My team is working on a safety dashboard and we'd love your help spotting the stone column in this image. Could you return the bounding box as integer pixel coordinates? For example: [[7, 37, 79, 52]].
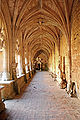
[[40, 62, 41, 71], [11, 26, 19, 94], [22, 35, 27, 83], [63, 56, 65, 73], [67, 37, 72, 93], [19, 32, 23, 75], [11, 24, 17, 80], [22, 34, 25, 72], [0, 0, 1, 11], [54, 43, 56, 73], [51, 55, 52, 72], [57, 56, 62, 84]]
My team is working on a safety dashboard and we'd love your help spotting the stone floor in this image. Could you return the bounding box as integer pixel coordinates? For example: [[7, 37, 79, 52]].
[[1, 71, 80, 120]]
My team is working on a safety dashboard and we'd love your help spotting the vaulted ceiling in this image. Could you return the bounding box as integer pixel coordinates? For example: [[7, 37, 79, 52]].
[[4, 0, 74, 61]]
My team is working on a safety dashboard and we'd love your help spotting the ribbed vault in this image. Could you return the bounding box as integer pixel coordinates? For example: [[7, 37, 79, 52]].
[[1, 0, 74, 70]]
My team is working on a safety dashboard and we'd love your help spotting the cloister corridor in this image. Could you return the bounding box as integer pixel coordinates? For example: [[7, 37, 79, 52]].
[[0, 72, 80, 120], [0, 0, 80, 119]]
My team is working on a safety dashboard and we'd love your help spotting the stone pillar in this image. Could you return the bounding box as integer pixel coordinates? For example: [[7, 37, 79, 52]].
[[54, 43, 56, 73], [22, 34, 25, 72], [12, 63, 17, 80], [67, 39, 72, 92], [63, 56, 65, 73], [20, 32, 23, 75], [22, 35, 27, 83], [49, 52, 52, 72], [27, 60, 31, 78], [11, 28, 19, 94], [60, 56, 62, 71], [0, 0, 1, 10], [57, 56, 62, 84], [11, 24, 17, 80], [51, 51, 53, 72], [40, 62, 41, 71]]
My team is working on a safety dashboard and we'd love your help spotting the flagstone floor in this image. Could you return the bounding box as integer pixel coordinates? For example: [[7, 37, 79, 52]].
[[1, 72, 80, 120]]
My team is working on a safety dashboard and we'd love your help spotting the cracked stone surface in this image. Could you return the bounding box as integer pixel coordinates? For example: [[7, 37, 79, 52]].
[[3, 72, 80, 120]]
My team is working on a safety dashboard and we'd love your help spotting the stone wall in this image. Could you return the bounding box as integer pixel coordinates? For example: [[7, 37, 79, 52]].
[[71, 0, 80, 97], [60, 34, 69, 83]]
